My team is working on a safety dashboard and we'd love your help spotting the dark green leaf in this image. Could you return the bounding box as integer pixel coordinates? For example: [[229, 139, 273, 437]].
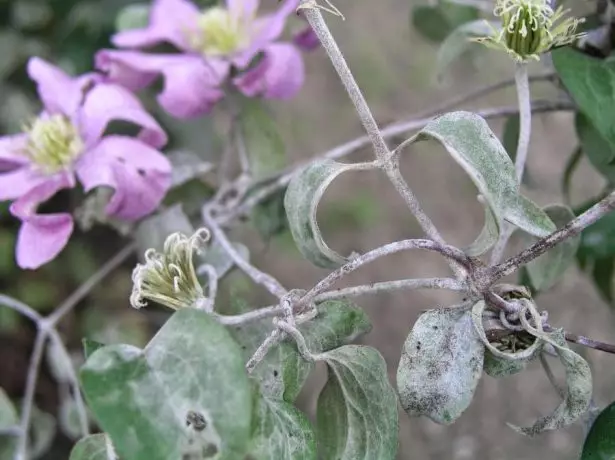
[[526, 205, 579, 291], [252, 188, 288, 242], [239, 99, 286, 179], [411, 2, 479, 43], [80, 309, 252, 460], [69, 434, 115, 460], [82, 338, 105, 361], [316, 345, 398, 460], [553, 48, 615, 157], [576, 112, 615, 184], [578, 208, 615, 260], [562, 147, 583, 204], [582, 400, 615, 460], [397, 305, 484, 424], [285, 160, 374, 268], [592, 257, 614, 303], [247, 395, 316, 460]]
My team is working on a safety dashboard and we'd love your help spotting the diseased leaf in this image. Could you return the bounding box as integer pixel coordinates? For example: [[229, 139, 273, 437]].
[[230, 298, 372, 402], [69, 434, 116, 460], [581, 400, 615, 460], [285, 160, 374, 268], [526, 205, 579, 291], [405, 111, 556, 254], [197, 238, 249, 281], [397, 305, 484, 424], [80, 309, 252, 460], [436, 20, 495, 78], [316, 345, 398, 460], [239, 99, 286, 179], [82, 338, 105, 361], [0, 388, 17, 459], [247, 394, 316, 460], [553, 48, 615, 157], [510, 329, 592, 436], [134, 204, 194, 258], [471, 301, 543, 378]]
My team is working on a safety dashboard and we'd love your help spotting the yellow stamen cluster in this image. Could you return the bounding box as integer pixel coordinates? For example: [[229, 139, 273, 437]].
[[187, 7, 250, 56]]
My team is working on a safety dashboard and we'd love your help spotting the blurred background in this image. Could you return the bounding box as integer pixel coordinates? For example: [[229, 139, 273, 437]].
[[0, 0, 613, 459]]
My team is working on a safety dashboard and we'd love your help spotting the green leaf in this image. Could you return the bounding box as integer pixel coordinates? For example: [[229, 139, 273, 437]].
[[285, 160, 373, 268], [436, 20, 494, 78], [230, 298, 371, 402], [578, 206, 615, 260], [411, 2, 479, 43], [0, 388, 17, 459], [575, 112, 615, 184], [405, 111, 555, 255], [397, 305, 484, 424], [553, 48, 615, 157], [80, 309, 252, 460], [134, 204, 195, 258], [526, 205, 579, 291], [562, 147, 583, 204], [197, 238, 249, 281], [59, 395, 89, 441], [69, 434, 115, 460], [510, 329, 592, 436], [316, 345, 398, 460], [247, 395, 316, 460], [115, 3, 150, 32], [502, 114, 520, 160], [582, 400, 615, 460], [239, 99, 286, 179], [82, 338, 105, 361], [252, 188, 288, 242], [592, 257, 615, 303]]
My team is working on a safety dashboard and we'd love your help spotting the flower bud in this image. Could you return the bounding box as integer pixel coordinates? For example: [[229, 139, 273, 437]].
[[130, 229, 210, 310]]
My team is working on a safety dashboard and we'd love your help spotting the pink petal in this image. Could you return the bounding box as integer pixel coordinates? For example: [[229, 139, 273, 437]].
[[112, 0, 199, 50], [78, 83, 168, 149], [233, 0, 299, 68], [0, 167, 55, 201], [157, 57, 229, 119], [96, 51, 229, 119], [227, 0, 260, 19], [10, 174, 74, 269], [75, 135, 171, 220], [0, 134, 29, 171], [27, 57, 95, 116], [293, 24, 319, 51], [234, 43, 304, 100]]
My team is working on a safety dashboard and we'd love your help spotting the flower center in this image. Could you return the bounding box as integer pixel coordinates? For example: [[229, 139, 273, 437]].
[[187, 7, 250, 56], [23, 114, 84, 175], [495, 0, 553, 58]]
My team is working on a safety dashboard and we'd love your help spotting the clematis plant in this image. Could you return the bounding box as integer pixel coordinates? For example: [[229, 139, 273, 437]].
[[95, 0, 312, 119], [0, 57, 171, 269]]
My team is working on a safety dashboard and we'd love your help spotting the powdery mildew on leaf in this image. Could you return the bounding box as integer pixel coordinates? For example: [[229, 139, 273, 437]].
[[69, 434, 115, 460], [406, 111, 555, 255], [396, 305, 484, 425], [246, 395, 316, 460], [316, 345, 398, 460], [284, 159, 371, 268], [80, 309, 252, 460]]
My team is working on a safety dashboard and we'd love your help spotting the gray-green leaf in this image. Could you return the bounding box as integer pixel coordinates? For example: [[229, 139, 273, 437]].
[[526, 205, 579, 291], [405, 111, 555, 254], [436, 20, 495, 79], [397, 305, 484, 424], [167, 150, 214, 188], [134, 204, 194, 258], [247, 394, 316, 460], [553, 48, 615, 158], [115, 4, 150, 32], [69, 434, 116, 460], [80, 309, 252, 460], [316, 345, 398, 460], [0, 388, 17, 459], [285, 160, 374, 268], [239, 99, 286, 179]]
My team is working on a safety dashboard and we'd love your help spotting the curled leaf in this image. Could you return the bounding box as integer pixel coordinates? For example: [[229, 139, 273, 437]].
[[396, 304, 484, 424], [285, 160, 375, 268], [401, 112, 556, 255]]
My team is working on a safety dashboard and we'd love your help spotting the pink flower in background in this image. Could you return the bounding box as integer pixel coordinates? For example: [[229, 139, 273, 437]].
[[95, 0, 309, 119], [0, 57, 171, 269]]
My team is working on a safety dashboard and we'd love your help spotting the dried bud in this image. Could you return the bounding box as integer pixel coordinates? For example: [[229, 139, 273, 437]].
[[130, 229, 210, 310], [474, 0, 585, 61]]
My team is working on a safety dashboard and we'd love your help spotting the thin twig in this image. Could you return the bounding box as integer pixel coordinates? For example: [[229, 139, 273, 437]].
[[543, 325, 615, 354], [314, 277, 465, 301], [246, 329, 283, 373], [0, 295, 42, 323], [47, 243, 135, 326], [214, 305, 286, 326], [15, 330, 47, 460], [203, 208, 287, 298], [488, 190, 615, 282]]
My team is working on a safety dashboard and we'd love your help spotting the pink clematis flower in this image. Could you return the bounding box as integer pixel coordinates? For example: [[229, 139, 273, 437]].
[[95, 0, 308, 119], [0, 57, 171, 269]]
